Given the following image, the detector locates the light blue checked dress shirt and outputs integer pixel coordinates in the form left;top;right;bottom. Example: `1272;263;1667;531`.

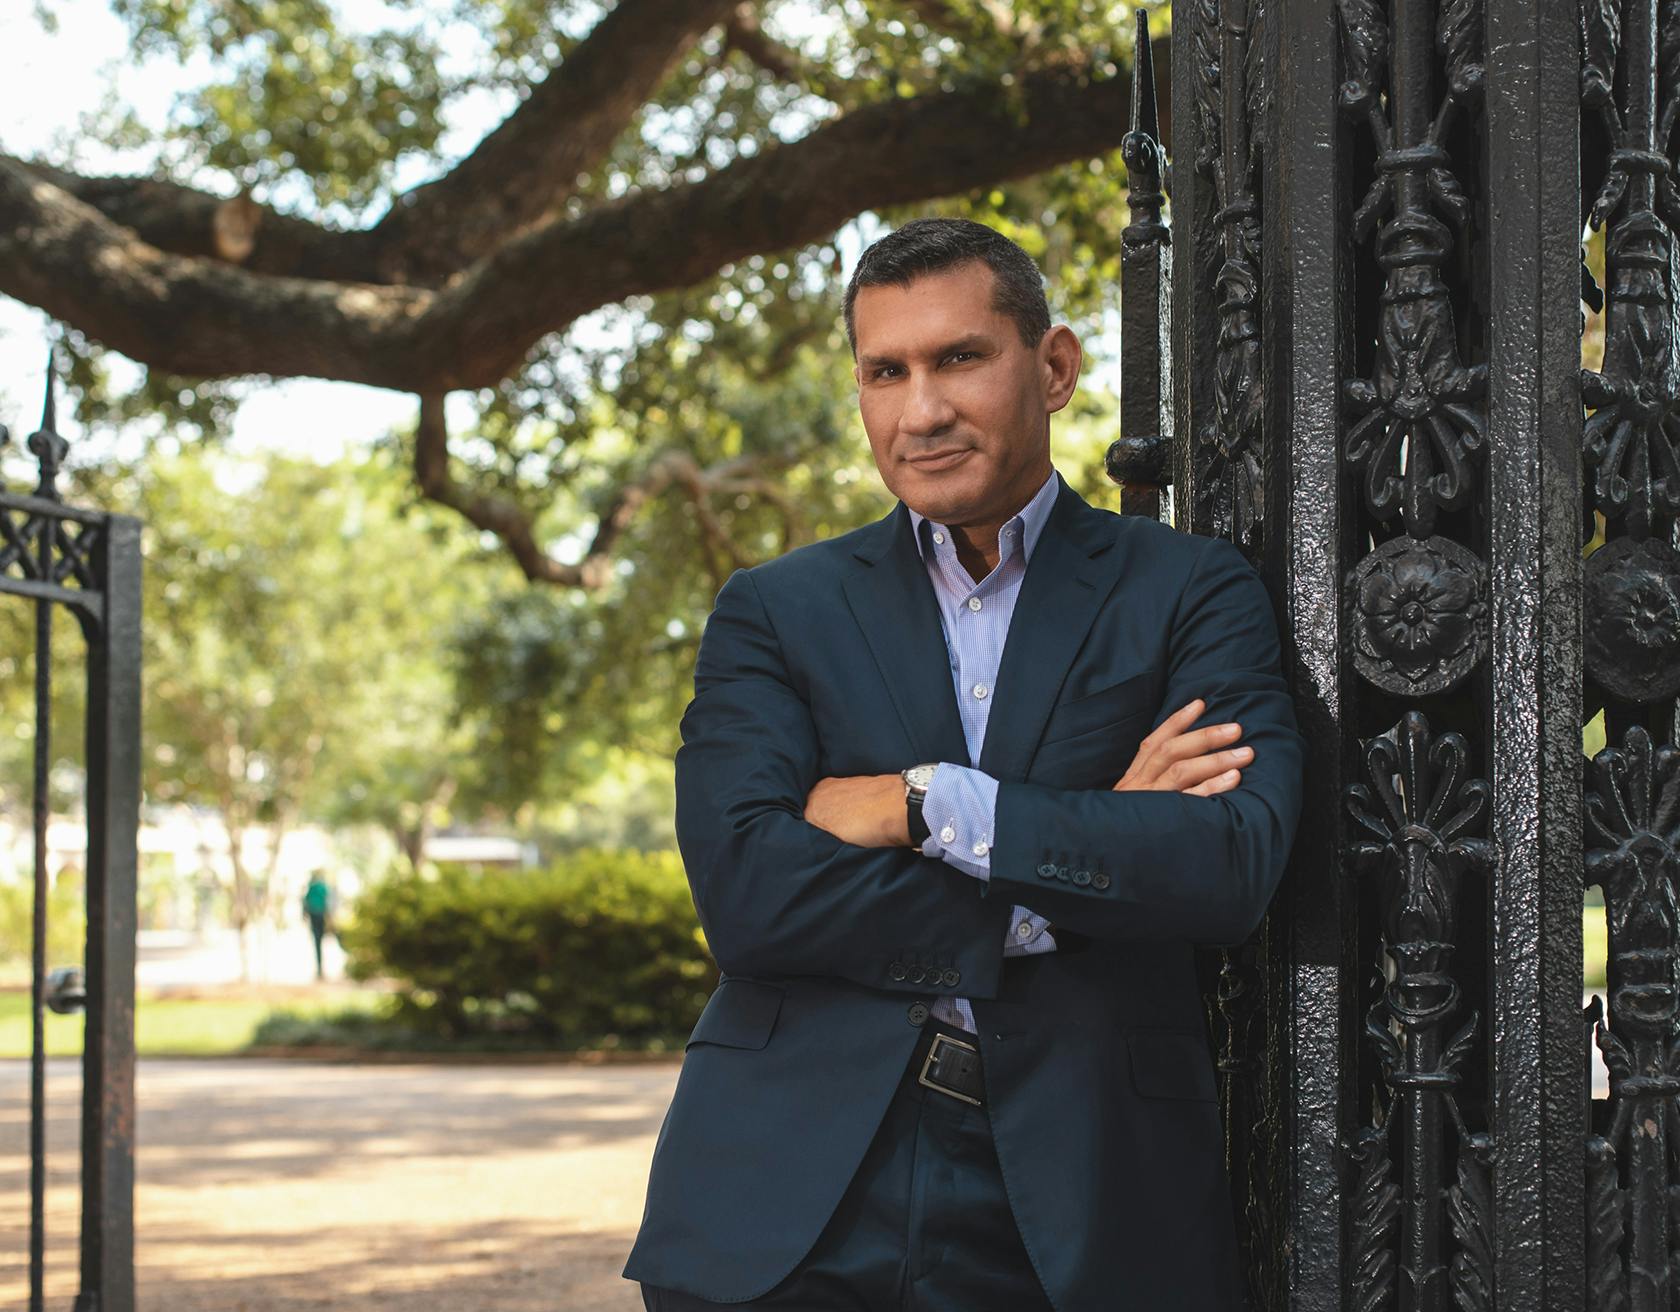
909;467;1061;1034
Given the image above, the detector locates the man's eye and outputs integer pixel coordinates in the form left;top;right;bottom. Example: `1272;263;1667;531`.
947;352;977;364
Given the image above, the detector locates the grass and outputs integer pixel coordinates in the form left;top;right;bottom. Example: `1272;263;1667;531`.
0;909;1612;1059
0;986;386;1058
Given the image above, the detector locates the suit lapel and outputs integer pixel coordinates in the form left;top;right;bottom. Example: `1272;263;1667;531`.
976;475;1122;782
841;504;972;766
841;474;1123;780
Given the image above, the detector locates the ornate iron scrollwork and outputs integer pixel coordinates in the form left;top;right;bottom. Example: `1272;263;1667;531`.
1343;712;1494;1306
1580;0;1680;1298
0;355;104;601
1190;0;1268;551
1108;9;1174;523
1579;0;1680;543
1586;727;1680;1304
1336;0;1489;704
1337;0;1488;541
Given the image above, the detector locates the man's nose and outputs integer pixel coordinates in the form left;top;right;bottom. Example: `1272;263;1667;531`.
899;370;957;435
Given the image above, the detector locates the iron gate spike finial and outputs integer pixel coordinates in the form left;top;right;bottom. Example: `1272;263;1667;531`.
28;344;68;502
40;346;55;433
1130;9;1158;148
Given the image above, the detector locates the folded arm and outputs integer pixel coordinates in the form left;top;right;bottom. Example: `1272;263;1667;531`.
674;568;1011;998
980;537;1304;947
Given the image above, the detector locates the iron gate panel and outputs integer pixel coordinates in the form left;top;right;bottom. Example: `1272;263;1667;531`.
6;357;140;1312
1109;0;1680;1304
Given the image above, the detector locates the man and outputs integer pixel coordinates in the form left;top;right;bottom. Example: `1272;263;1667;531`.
624;217;1304;1310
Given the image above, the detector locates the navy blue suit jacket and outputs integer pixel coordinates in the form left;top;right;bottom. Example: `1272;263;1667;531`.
623;471;1305;1309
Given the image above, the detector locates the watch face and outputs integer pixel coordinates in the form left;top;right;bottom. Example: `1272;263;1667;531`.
904;763;938;791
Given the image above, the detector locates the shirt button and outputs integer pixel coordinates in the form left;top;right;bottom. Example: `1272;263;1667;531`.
967;597;983;612
972;683;988;699
940;824;956;844
932;532;945;545
1016;920;1034;939
972;841;989;857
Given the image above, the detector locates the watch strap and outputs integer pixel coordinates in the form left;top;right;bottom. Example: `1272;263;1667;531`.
907;786;931;847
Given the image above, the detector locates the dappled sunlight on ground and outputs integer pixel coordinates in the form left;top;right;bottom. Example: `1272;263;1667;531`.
0;1056;679;1311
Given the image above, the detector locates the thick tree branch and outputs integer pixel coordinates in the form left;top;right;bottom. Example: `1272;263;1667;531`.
3;155;365;277
0;58;1166;391
413;392;784;589
0;161;428;381
8;0;736;286
372;0;740;282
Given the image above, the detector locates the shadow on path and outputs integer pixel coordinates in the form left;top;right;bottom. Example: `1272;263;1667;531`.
0;1056;680;1312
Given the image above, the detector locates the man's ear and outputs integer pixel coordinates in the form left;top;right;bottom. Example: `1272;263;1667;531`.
1041;325;1082;413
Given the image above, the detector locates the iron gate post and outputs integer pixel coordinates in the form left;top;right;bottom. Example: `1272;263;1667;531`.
76;510;141;1312
1142;0;1611;1303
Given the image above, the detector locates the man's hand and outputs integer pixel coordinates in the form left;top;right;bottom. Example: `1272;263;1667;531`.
1114;698;1252;797
804;773;909;849
803;697;1250;847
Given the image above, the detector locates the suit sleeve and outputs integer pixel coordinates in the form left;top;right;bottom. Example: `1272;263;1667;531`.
984;536;1305;947
675;567;1012;998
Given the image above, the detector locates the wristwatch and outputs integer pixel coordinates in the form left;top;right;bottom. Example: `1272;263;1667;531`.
902;762;939;849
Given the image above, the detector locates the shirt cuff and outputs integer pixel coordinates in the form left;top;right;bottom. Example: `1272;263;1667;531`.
917;762;999;881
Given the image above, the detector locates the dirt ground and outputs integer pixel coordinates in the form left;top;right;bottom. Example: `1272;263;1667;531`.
0;1055;681;1311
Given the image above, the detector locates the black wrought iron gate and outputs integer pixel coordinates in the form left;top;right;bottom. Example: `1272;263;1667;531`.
1110;1;1680;1306
9;356;140;1312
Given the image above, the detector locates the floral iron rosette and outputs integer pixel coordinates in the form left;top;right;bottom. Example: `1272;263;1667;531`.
1350;534;1488;695
1584;535;1680;704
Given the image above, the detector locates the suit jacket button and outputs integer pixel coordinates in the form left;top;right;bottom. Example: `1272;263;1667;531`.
1037;862;1057;879
942;968;961;987
1056;865;1071;882
908;965;926;984
1092;871;1111;890
888;961;907;981
907;1002;930;1027
1072;868;1092;887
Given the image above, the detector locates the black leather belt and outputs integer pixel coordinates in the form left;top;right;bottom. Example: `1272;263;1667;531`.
916;1029;985;1107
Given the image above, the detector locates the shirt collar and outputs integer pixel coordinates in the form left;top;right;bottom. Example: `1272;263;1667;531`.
908;466;1061;567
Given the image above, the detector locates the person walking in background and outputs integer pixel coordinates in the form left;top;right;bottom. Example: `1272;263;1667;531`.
301;871;335;981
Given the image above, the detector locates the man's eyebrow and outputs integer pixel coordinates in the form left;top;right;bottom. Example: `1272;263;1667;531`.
857;335;997;370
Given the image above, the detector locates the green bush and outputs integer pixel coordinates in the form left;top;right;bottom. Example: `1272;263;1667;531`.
340;849;716;1043
0;876;86;968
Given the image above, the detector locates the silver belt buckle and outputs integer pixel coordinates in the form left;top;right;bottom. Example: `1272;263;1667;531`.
917;1031;983;1106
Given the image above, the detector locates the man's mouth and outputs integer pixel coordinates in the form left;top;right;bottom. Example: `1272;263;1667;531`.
905;448;974;471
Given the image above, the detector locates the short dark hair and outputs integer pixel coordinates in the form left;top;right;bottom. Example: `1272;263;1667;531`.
842;217;1052;355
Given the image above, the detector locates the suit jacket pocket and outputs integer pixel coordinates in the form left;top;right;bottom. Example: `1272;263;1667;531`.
1040;668;1158;746
1125;1026;1218;1101
685;977;785;1051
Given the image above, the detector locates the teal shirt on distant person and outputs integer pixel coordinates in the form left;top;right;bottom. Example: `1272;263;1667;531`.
303;881;331;917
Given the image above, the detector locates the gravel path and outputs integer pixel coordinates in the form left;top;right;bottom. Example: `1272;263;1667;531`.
0;1056;680;1311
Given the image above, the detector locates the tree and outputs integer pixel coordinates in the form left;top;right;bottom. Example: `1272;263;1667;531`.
136;447;506;971
2;0;1166;589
